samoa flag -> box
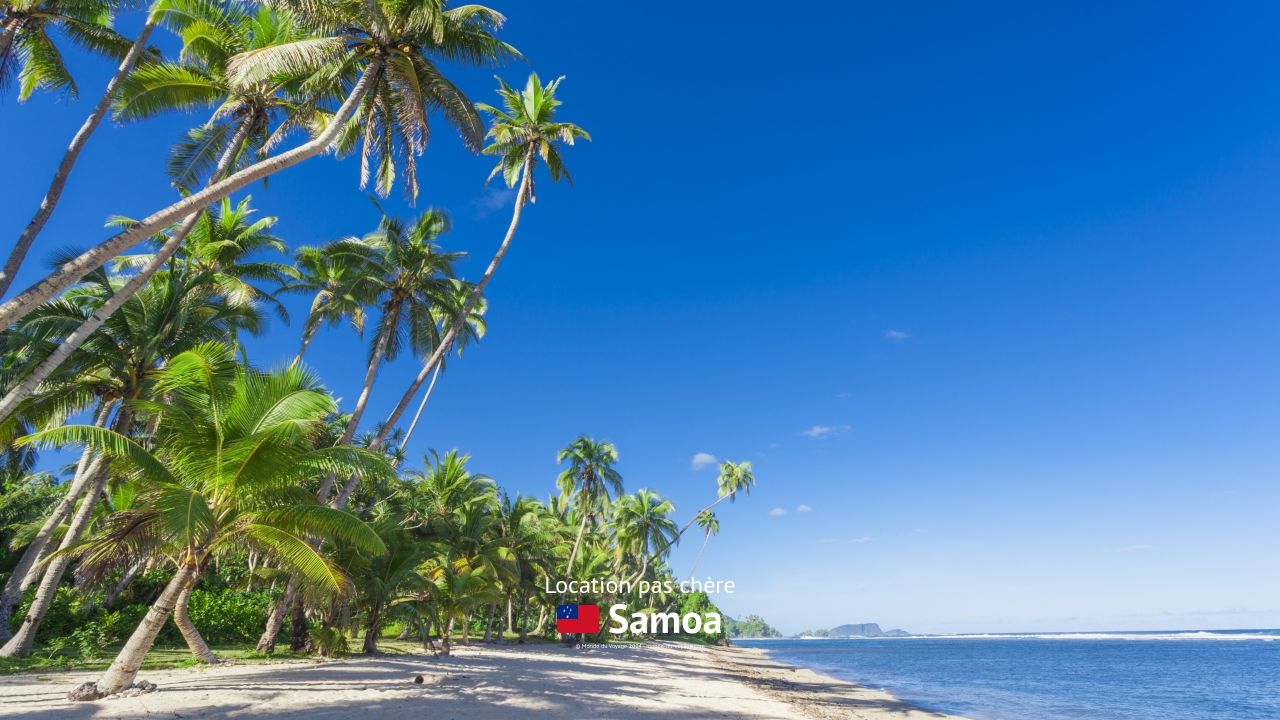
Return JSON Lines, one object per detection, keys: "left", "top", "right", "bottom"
{"left": 556, "top": 603, "right": 600, "bottom": 633}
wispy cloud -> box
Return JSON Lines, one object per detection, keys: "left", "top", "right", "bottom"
{"left": 883, "top": 329, "right": 911, "bottom": 342}
{"left": 796, "top": 503, "right": 812, "bottom": 513}
{"left": 768, "top": 507, "right": 787, "bottom": 518}
{"left": 1109, "top": 544, "right": 1153, "bottom": 554}
{"left": 471, "top": 187, "right": 516, "bottom": 218}
{"left": 690, "top": 452, "right": 718, "bottom": 471}
{"left": 801, "top": 424, "right": 852, "bottom": 439}
{"left": 835, "top": 392, "right": 852, "bottom": 399}
{"left": 851, "top": 536, "right": 874, "bottom": 544}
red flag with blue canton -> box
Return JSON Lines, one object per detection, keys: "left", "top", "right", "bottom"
{"left": 556, "top": 603, "right": 600, "bottom": 633}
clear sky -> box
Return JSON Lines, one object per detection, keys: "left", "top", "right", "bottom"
{"left": 3, "top": 1, "right": 1279, "bottom": 635}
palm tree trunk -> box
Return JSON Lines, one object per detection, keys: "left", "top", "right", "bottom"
{"left": 483, "top": 602, "right": 496, "bottom": 642}
{"left": 324, "top": 302, "right": 401, "bottom": 508}
{"left": 442, "top": 615, "right": 454, "bottom": 655}
{"left": 103, "top": 559, "right": 146, "bottom": 608}
{"left": 397, "top": 363, "right": 440, "bottom": 452}
{"left": 0, "top": 401, "right": 112, "bottom": 641}
{"left": 366, "top": 147, "right": 536, "bottom": 452}
{"left": 0, "top": 17, "right": 24, "bottom": 69}
{"left": 91, "top": 563, "right": 197, "bottom": 696}
{"left": 0, "top": 114, "right": 256, "bottom": 423}
{"left": 291, "top": 322, "right": 319, "bottom": 368}
{"left": 289, "top": 594, "right": 309, "bottom": 652}
{"left": 688, "top": 529, "right": 712, "bottom": 580}
{"left": 362, "top": 611, "right": 380, "bottom": 654}
{"left": 0, "top": 457, "right": 114, "bottom": 657}
{"left": 505, "top": 594, "right": 513, "bottom": 636}
{"left": 518, "top": 591, "right": 528, "bottom": 643}
{"left": 0, "top": 58, "right": 383, "bottom": 331}
{"left": 563, "top": 511, "right": 589, "bottom": 588}
{"left": 255, "top": 575, "right": 298, "bottom": 653}
{"left": 0, "top": 18, "right": 159, "bottom": 298}
{"left": 173, "top": 583, "right": 219, "bottom": 664}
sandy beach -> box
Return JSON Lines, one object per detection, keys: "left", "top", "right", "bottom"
{"left": 1, "top": 642, "right": 964, "bottom": 720}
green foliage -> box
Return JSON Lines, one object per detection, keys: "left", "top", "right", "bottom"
{"left": 725, "top": 613, "right": 782, "bottom": 639}
{"left": 308, "top": 626, "right": 348, "bottom": 658}
{"left": 677, "top": 590, "right": 727, "bottom": 644}
{"left": 179, "top": 589, "right": 274, "bottom": 644}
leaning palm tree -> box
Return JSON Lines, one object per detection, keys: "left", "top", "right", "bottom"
{"left": 322, "top": 209, "right": 465, "bottom": 508}
{"left": 626, "top": 461, "right": 755, "bottom": 585}
{"left": 0, "top": 1, "right": 320, "bottom": 423}
{"left": 399, "top": 278, "right": 486, "bottom": 451}
{"left": 556, "top": 436, "right": 621, "bottom": 585}
{"left": 0, "top": 0, "right": 131, "bottom": 100}
{"left": 364, "top": 72, "right": 589, "bottom": 453}
{"left": 1, "top": 0, "right": 154, "bottom": 296}
{"left": 283, "top": 241, "right": 383, "bottom": 366}
{"left": 611, "top": 489, "right": 678, "bottom": 582}
{"left": 112, "top": 196, "right": 295, "bottom": 318}
{"left": 685, "top": 510, "right": 719, "bottom": 580}
{"left": 0, "top": 0, "right": 517, "bottom": 363}
{"left": 24, "top": 343, "right": 390, "bottom": 698}
{"left": 0, "top": 265, "right": 265, "bottom": 654}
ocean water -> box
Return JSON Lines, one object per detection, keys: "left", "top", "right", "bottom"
{"left": 737, "top": 630, "right": 1280, "bottom": 720}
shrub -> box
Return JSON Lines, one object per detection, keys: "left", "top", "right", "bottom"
{"left": 308, "top": 626, "right": 348, "bottom": 658}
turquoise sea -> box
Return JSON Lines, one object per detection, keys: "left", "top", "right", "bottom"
{"left": 738, "top": 630, "right": 1280, "bottom": 720}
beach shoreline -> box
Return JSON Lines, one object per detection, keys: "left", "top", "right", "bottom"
{"left": 1, "top": 641, "right": 965, "bottom": 719}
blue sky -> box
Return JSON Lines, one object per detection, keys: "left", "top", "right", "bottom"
{"left": 3, "top": 1, "right": 1279, "bottom": 635}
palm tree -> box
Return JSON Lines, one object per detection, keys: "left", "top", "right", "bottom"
{"left": 0, "top": 0, "right": 516, "bottom": 346}
{"left": 0, "top": 0, "right": 132, "bottom": 99}
{"left": 0, "top": 265, "right": 264, "bottom": 655}
{"left": 611, "top": 489, "right": 678, "bottom": 582}
{"left": 399, "top": 279, "right": 486, "bottom": 451}
{"left": 0, "top": 1, "right": 315, "bottom": 422}
{"left": 1, "top": 0, "right": 156, "bottom": 296}
{"left": 113, "top": 196, "right": 294, "bottom": 317}
{"left": 283, "top": 241, "right": 382, "bottom": 366}
{"left": 322, "top": 210, "right": 465, "bottom": 508}
{"left": 624, "top": 460, "right": 755, "bottom": 586}
{"left": 686, "top": 510, "right": 719, "bottom": 580}
{"left": 556, "top": 436, "right": 621, "bottom": 585}
{"left": 365, "top": 72, "right": 589, "bottom": 453}
{"left": 27, "top": 343, "right": 389, "bottom": 697}
{"left": 346, "top": 517, "right": 431, "bottom": 654}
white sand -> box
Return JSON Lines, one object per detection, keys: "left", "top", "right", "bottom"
{"left": 0, "top": 641, "right": 965, "bottom": 719}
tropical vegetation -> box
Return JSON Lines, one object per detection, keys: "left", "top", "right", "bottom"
{"left": 0, "top": 0, "right": 760, "bottom": 702}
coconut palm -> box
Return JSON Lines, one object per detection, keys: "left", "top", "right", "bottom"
{"left": 346, "top": 517, "right": 431, "bottom": 654}
{"left": 686, "top": 510, "right": 719, "bottom": 580}
{"left": 0, "top": 265, "right": 264, "bottom": 653}
{"left": 24, "top": 343, "right": 389, "bottom": 697}
{"left": 611, "top": 489, "right": 678, "bottom": 581}
{"left": 1, "top": 0, "right": 158, "bottom": 297}
{"left": 555, "top": 436, "right": 621, "bottom": 585}
{"left": 0, "top": 0, "right": 516, "bottom": 356}
{"left": 628, "top": 461, "right": 755, "bottom": 585}
{"left": 0, "top": 0, "right": 132, "bottom": 99}
{"left": 322, "top": 210, "right": 465, "bottom": 508}
{"left": 0, "top": 1, "right": 320, "bottom": 423}
{"left": 113, "top": 196, "right": 294, "bottom": 317}
{"left": 498, "top": 495, "right": 562, "bottom": 642}
{"left": 398, "top": 278, "right": 486, "bottom": 451}
{"left": 367, "top": 72, "right": 589, "bottom": 454}
{"left": 282, "top": 241, "right": 383, "bottom": 366}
